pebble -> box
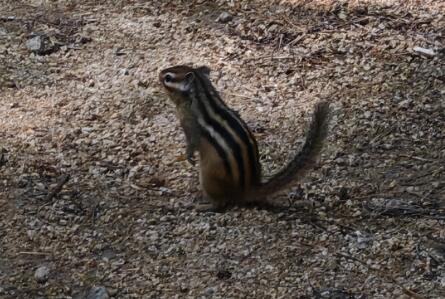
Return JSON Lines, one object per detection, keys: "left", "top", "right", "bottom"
{"left": 202, "top": 286, "right": 217, "bottom": 296}
{"left": 0, "top": 27, "right": 7, "bottom": 37}
{"left": 86, "top": 286, "right": 109, "bottom": 299}
{"left": 26, "top": 230, "right": 36, "bottom": 240}
{"left": 26, "top": 35, "right": 45, "bottom": 52}
{"left": 217, "top": 12, "right": 233, "bottom": 23}
{"left": 34, "top": 266, "right": 50, "bottom": 283}
{"left": 25, "top": 34, "right": 55, "bottom": 55}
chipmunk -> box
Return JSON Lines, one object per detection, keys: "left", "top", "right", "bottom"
{"left": 159, "top": 65, "right": 330, "bottom": 211}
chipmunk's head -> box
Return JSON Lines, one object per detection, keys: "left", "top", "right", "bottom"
{"left": 159, "top": 65, "right": 211, "bottom": 105}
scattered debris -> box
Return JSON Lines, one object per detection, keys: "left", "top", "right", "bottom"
{"left": 0, "top": 16, "right": 16, "bottom": 21}
{"left": 0, "top": 0, "right": 444, "bottom": 298}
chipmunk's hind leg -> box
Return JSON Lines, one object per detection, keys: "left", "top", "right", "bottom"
{"left": 196, "top": 178, "right": 241, "bottom": 212}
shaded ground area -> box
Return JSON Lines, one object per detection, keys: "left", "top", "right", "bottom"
{"left": 0, "top": 0, "right": 444, "bottom": 298}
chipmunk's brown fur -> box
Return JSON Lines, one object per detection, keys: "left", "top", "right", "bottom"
{"left": 159, "top": 65, "right": 330, "bottom": 211}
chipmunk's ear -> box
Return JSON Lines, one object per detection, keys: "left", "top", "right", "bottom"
{"left": 196, "top": 66, "right": 211, "bottom": 77}
{"left": 182, "top": 72, "right": 195, "bottom": 91}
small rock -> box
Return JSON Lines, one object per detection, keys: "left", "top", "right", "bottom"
{"left": 202, "top": 286, "right": 217, "bottom": 296}
{"left": 26, "top": 35, "right": 45, "bottom": 52}
{"left": 335, "top": 157, "right": 346, "bottom": 166}
{"left": 26, "top": 34, "right": 57, "bottom": 55}
{"left": 26, "top": 229, "right": 36, "bottom": 240}
{"left": 86, "top": 286, "right": 109, "bottom": 299}
{"left": 363, "top": 111, "right": 371, "bottom": 119}
{"left": 338, "top": 11, "right": 347, "bottom": 20}
{"left": 319, "top": 288, "right": 352, "bottom": 298}
{"left": 0, "top": 27, "right": 7, "bottom": 37}
{"left": 34, "top": 266, "right": 49, "bottom": 283}
{"left": 382, "top": 143, "right": 393, "bottom": 150}
{"left": 406, "top": 186, "right": 415, "bottom": 193}
{"left": 355, "top": 231, "right": 373, "bottom": 249}
{"left": 217, "top": 12, "right": 233, "bottom": 23}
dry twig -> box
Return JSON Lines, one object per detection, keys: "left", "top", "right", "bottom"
{"left": 45, "top": 174, "right": 70, "bottom": 201}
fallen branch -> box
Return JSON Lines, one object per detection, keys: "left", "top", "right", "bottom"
{"left": 18, "top": 251, "right": 51, "bottom": 256}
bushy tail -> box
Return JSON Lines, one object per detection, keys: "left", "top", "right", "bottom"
{"left": 250, "top": 101, "right": 330, "bottom": 199}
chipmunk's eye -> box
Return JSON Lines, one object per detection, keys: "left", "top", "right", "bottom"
{"left": 164, "top": 74, "right": 173, "bottom": 83}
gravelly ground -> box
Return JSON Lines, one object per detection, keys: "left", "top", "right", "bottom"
{"left": 0, "top": 1, "right": 444, "bottom": 298}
